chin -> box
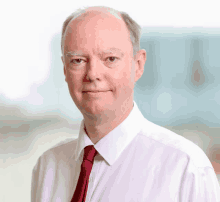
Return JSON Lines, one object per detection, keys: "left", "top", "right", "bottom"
{"left": 80, "top": 100, "right": 111, "bottom": 116}
{"left": 82, "top": 107, "right": 106, "bottom": 119}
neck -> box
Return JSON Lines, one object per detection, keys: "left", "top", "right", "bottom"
{"left": 83, "top": 100, "right": 134, "bottom": 144}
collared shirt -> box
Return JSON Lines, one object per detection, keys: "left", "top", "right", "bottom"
{"left": 31, "top": 101, "right": 220, "bottom": 202}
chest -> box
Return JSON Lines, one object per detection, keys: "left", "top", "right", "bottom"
{"left": 69, "top": 151, "right": 181, "bottom": 202}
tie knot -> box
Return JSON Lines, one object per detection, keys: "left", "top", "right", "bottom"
{"left": 83, "top": 145, "right": 97, "bottom": 163}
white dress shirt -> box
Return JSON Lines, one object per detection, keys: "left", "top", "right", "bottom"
{"left": 31, "top": 101, "right": 220, "bottom": 202}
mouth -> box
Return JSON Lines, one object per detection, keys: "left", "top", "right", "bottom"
{"left": 83, "top": 90, "right": 110, "bottom": 93}
{"left": 82, "top": 90, "right": 111, "bottom": 96}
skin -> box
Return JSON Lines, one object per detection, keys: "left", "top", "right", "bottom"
{"left": 62, "top": 7, "right": 146, "bottom": 144}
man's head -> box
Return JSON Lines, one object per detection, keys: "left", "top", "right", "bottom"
{"left": 61, "top": 6, "right": 146, "bottom": 119}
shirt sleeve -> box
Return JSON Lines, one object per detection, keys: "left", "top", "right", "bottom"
{"left": 179, "top": 164, "right": 220, "bottom": 201}
{"left": 31, "top": 157, "right": 41, "bottom": 202}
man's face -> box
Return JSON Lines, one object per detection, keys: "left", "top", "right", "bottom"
{"left": 62, "top": 10, "right": 141, "bottom": 117}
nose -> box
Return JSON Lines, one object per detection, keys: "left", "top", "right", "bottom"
{"left": 85, "top": 58, "right": 103, "bottom": 81}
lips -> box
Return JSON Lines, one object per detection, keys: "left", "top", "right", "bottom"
{"left": 84, "top": 91, "right": 102, "bottom": 92}
{"left": 83, "top": 90, "right": 109, "bottom": 93}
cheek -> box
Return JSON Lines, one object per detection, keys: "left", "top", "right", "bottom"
{"left": 65, "top": 71, "right": 85, "bottom": 100}
{"left": 112, "top": 66, "right": 134, "bottom": 95}
{"left": 66, "top": 70, "right": 83, "bottom": 86}
{"left": 119, "top": 63, "right": 134, "bottom": 86}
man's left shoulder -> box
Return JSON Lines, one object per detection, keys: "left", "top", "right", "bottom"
{"left": 138, "top": 119, "right": 213, "bottom": 169}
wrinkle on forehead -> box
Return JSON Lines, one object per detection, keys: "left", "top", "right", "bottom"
{"left": 65, "top": 48, "right": 125, "bottom": 58}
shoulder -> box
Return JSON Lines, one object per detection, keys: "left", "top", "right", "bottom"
{"left": 45, "top": 137, "right": 77, "bottom": 155}
{"left": 137, "top": 118, "right": 213, "bottom": 169}
{"left": 33, "top": 138, "right": 78, "bottom": 170}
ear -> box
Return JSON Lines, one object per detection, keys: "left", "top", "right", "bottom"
{"left": 61, "top": 56, "right": 67, "bottom": 82}
{"left": 134, "top": 49, "right": 147, "bottom": 82}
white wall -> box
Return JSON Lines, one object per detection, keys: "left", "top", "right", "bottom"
{"left": 1, "top": 0, "right": 220, "bottom": 201}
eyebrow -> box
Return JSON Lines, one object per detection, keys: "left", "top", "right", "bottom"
{"left": 65, "top": 51, "right": 86, "bottom": 57}
{"left": 99, "top": 48, "right": 124, "bottom": 57}
{"left": 64, "top": 48, "right": 124, "bottom": 57}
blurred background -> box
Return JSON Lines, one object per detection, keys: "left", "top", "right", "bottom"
{"left": 1, "top": 0, "right": 220, "bottom": 201}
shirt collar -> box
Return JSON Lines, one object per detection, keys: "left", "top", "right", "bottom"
{"left": 74, "top": 101, "right": 145, "bottom": 165}
{"left": 74, "top": 121, "right": 94, "bottom": 161}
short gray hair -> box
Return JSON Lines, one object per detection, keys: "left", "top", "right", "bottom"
{"left": 61, "top": 6, "right": 141, "bottom": 56}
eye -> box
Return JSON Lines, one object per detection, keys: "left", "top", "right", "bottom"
{"left": 106, "top": 57, "right": 118, "bottom": 62}
{"left": 70, "top": 59, "right": 85, "bottom": 64}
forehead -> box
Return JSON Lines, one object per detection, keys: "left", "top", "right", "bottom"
{"left": 63, "top": 10, "right": 132, "bottom": 55}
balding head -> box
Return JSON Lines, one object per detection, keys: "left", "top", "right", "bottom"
{"left": 61, "top": 6, "right": 141, "bottom": 56}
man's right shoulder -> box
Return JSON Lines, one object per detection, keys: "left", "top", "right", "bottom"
{"left": 33, "top": 138, "right": 78, "bottom": 169}
{"left": 48, "top": 137, "right": 78, "bottom": 153}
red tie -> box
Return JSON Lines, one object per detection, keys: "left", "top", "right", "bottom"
{"left": 71, "top": 145, "right": 97, "bottom": 202}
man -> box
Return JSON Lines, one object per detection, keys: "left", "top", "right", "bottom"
{"left": 31, "top": 6, "right": 220, "bottom": 201}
